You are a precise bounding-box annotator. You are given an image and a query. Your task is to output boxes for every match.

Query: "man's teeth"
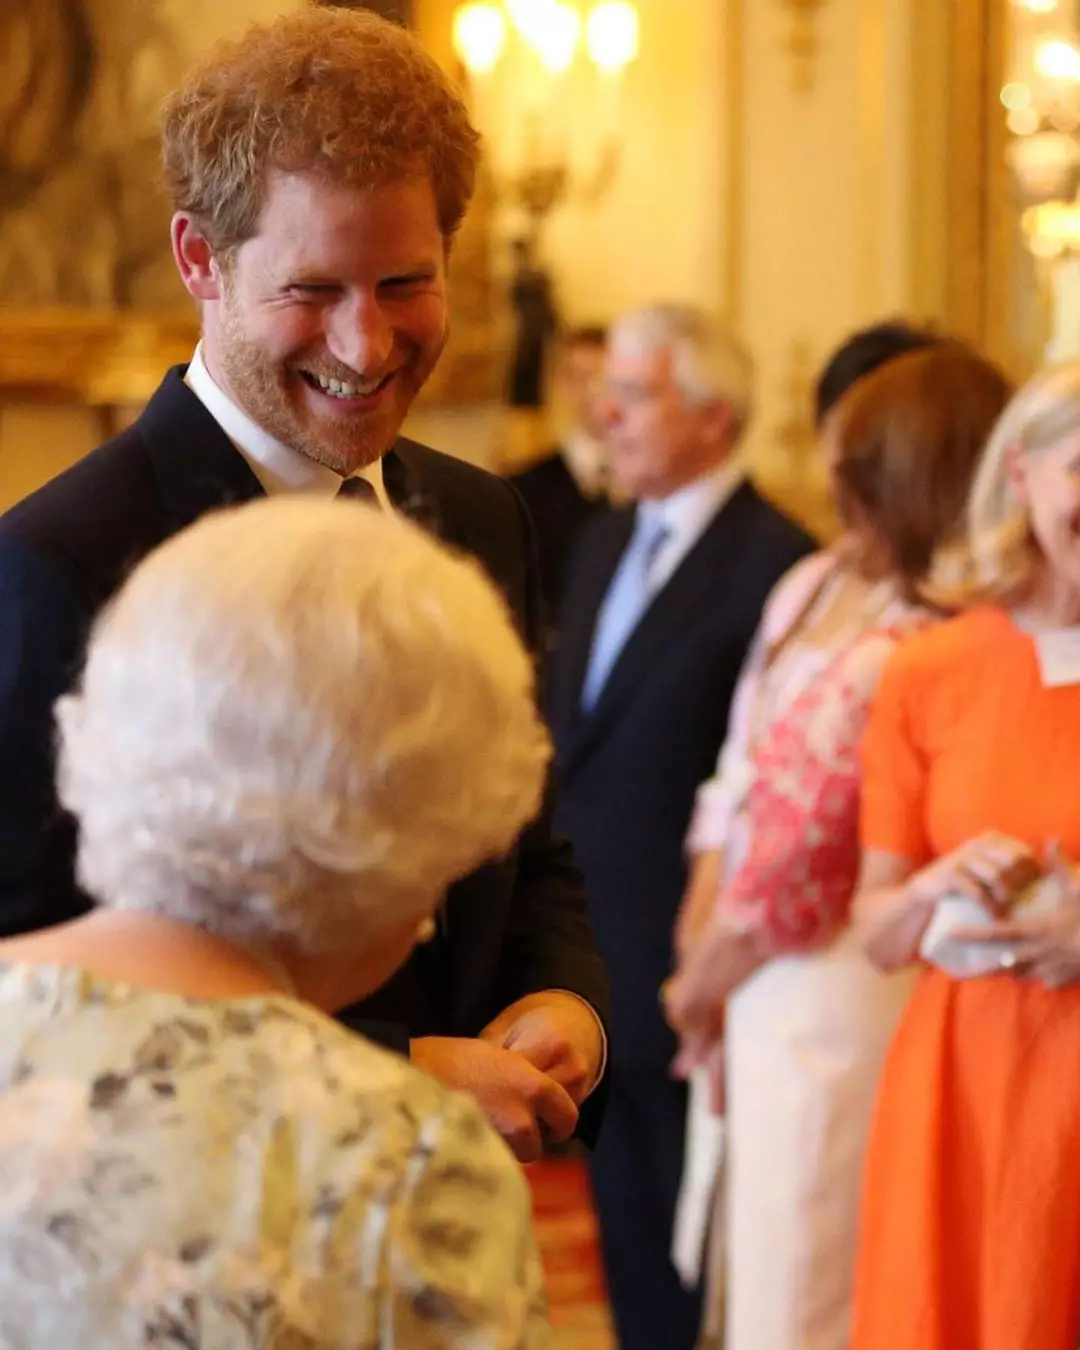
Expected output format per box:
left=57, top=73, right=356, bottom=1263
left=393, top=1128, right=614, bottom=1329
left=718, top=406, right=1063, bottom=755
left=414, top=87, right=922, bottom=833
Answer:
left=312, top=372, right=387, bottom=398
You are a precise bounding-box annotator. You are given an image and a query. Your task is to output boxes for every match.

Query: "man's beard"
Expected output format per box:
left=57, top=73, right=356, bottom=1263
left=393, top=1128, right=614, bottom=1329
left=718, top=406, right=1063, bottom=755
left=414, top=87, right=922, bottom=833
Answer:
left=215, top=306, right=429, bottom=475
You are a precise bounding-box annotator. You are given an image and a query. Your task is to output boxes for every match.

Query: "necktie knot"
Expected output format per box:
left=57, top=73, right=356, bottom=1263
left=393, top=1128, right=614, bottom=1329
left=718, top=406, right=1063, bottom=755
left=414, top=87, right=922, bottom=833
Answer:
left=638, top=512, right=670, bottom=575
left=337, top=476, right=378, bottom=504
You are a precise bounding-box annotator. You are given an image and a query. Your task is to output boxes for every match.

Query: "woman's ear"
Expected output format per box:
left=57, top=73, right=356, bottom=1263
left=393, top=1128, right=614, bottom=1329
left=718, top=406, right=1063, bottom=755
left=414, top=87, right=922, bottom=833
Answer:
left=1003, top=440, right=1029, bottom=505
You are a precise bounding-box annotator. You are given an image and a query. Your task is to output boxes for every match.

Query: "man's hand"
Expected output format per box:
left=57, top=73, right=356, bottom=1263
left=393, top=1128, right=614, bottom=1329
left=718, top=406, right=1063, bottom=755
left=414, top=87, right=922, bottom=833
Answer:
left=411, top=1035, right=578, bottom=1163
left=480, top=991, right=605, bottom=1106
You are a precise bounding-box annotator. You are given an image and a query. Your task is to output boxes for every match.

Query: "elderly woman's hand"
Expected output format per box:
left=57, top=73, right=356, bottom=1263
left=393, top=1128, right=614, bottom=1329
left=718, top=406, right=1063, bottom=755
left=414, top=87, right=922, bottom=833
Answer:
left=950, top=844, right=1080, bottom=988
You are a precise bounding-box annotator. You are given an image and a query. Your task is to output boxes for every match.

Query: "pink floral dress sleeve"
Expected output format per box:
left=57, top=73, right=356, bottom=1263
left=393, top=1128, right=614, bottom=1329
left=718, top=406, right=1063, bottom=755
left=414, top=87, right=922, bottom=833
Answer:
left=720, top=621, right=925, bottom=953
left=686, top=551, right=838, bottom=856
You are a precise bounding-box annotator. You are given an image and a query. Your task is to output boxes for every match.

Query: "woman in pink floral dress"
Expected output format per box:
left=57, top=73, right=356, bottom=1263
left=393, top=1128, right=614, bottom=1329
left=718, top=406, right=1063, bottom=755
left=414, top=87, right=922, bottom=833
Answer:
left=665, top=336, right=1012, bottom=1350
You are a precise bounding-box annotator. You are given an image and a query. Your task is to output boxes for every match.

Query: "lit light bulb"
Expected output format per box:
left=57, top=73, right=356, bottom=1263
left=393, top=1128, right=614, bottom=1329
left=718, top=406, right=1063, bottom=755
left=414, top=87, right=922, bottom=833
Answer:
left=532, top=2, right=582, bottom=74
left=1034, top=38, right=1080, bottom=82
left=1007, top=106, right=1041, bottom=136
left=507, top=0, right=559, bottom=44
left=452, top=3, right=507, bottom=74
left=1001, top=81, right=1032, bottom=111
left=586, top=1, right=640, bottom=72
left=1016, top=0, right=1060, bottom=14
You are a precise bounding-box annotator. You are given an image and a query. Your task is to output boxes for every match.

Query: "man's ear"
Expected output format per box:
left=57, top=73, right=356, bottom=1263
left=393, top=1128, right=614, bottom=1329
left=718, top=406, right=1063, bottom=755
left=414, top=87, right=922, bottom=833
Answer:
left=1004, top=440, right=1029, bottom=505
left=701, top=398, right=736, bottom=450
left=171, top=213, right=224, bottom=301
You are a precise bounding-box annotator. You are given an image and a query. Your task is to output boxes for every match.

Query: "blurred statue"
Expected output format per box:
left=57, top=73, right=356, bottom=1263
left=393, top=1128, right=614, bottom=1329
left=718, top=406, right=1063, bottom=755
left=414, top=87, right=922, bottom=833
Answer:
left=0, top=0, right=94, bottom=216
left=506, top=236, right=559, bottom=409
left=0, top=0, right=188, bottom=309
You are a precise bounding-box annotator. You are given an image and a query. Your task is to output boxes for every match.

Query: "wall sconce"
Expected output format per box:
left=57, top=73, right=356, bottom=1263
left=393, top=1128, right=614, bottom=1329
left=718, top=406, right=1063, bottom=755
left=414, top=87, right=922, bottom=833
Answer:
left=451, top=1, right=640, bottom=232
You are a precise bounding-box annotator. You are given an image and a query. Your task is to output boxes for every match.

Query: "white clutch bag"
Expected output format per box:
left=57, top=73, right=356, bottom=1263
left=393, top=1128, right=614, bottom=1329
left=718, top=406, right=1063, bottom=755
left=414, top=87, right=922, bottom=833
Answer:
left=919, top=876, right=1060, bottom=979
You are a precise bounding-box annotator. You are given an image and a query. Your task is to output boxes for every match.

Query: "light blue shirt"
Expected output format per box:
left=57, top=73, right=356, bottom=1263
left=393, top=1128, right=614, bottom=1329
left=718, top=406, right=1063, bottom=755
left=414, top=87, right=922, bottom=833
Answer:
left=581, top=461, right=745, bottom=711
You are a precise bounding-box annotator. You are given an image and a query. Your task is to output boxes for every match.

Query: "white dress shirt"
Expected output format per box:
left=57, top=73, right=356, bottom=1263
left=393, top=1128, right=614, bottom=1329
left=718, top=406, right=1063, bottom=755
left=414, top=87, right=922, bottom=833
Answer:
left=185, top=343, right=392, bottom=510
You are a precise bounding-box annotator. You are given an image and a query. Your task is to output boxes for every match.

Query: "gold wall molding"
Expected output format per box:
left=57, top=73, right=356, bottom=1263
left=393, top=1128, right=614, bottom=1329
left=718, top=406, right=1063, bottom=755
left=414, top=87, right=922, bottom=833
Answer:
left=0, top=310, right=198, bottom=408
left=944, top=0, right=1020, bottom=373
left=723, top=0, right=746, bottom=325
left=780, top=0, right=827, bottom=94
left=765, top=336, right=839, bottom=542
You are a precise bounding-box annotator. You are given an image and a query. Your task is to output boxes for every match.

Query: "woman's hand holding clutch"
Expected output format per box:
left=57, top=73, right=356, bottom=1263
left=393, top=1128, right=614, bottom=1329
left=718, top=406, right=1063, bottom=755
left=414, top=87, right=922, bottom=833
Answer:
left=946, top=842, right=1080, bottom=987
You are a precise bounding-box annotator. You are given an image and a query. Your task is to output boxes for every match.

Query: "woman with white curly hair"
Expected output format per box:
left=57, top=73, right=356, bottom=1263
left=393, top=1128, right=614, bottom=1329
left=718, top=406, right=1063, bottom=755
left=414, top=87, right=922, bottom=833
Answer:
left=0, top=497, right=555, bottom=1348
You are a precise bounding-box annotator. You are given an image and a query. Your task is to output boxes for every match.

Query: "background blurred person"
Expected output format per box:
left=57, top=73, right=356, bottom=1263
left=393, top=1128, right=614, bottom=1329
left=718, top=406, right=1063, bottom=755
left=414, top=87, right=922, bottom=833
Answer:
left=666, top=335, right=1011, bottom=1350
left=0, top=7, right=610, bottom=1159
left=509, top=324, right=610, bottom=630
left=0, top=497, right=557, bottom=1347
left=850, top=359, right=1080, bottom=1350
left=548, top=304, right=813, bottom=1350
left=672, top=319, right=940, bottom=958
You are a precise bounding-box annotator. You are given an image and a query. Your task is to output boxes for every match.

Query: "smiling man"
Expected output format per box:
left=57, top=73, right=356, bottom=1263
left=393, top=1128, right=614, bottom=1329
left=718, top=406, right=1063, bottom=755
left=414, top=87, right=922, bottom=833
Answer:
left=0, top=8, right=610, bottom=1162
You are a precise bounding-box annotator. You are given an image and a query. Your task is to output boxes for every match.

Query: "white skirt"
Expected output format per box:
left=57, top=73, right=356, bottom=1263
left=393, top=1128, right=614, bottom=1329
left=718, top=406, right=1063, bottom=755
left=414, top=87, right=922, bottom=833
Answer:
left=680, top=928, right=916, bottom=1350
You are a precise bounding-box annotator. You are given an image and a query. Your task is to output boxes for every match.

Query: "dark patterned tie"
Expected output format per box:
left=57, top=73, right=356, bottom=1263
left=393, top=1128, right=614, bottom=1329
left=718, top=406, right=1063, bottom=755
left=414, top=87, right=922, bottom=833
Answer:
left=336, top=476, right=378, bottom=505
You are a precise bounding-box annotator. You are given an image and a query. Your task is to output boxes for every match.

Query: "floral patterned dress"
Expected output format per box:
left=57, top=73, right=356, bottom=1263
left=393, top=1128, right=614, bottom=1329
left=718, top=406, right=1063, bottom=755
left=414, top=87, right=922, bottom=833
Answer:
left=682, top=548, right=927, bottom=1350
left=0, top=960, right=550, bottom=1349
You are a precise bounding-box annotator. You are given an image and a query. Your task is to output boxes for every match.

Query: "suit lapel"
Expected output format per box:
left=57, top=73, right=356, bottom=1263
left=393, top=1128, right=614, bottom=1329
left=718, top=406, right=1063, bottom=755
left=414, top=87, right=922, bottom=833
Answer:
left=382, top=437, right=516, bottom=1032
left=382, top=438, right=442, bottom=535
left=549, top=507, right=635, bottom=742
left=138, top=367, right=265, bottom=532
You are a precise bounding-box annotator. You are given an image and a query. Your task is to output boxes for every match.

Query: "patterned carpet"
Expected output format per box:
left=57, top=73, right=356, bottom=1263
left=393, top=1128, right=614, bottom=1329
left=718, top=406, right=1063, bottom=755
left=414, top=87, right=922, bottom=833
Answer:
left=527, top=1157, right=615, bottom=1350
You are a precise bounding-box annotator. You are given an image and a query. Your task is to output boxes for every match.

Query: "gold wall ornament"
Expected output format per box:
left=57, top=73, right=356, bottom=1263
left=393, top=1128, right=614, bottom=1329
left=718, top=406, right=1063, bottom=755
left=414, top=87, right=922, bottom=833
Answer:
left=780, top=0, right=827, bottom=94
left=760, top=338, right=840, bottom=543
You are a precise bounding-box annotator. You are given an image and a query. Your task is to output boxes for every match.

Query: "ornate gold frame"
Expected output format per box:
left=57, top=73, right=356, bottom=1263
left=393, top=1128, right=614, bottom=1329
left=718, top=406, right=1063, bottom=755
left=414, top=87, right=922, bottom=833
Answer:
left=943, top=0, right=1033, bottom=376
left=0, top=310, right=199, bottom=408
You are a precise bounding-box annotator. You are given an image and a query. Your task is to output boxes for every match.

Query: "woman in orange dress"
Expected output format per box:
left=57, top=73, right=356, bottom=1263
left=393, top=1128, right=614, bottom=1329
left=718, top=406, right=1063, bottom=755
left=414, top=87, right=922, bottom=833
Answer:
left=851, top=360, right=1080, bottom=1350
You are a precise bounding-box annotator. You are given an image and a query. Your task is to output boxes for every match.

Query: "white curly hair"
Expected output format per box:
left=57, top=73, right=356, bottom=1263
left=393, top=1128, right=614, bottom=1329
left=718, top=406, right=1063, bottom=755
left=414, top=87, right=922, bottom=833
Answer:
left=56, top=496, right=550, bottom=954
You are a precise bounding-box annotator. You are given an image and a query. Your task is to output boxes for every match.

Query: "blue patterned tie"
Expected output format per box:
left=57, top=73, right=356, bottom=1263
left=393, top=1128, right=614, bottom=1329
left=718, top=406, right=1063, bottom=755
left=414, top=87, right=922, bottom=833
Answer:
left=580, top=511, right=670, bottom=711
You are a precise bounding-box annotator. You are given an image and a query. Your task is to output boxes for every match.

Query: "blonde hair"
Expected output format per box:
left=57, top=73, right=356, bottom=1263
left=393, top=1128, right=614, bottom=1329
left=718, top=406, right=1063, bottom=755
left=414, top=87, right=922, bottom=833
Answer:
left=950, top=360, right=1080, bottom=604
left=161, top=9, right=481, bottom=252
left=609, top=305, right=755, bottom=441
left=57, top=498, right=550, bottom=955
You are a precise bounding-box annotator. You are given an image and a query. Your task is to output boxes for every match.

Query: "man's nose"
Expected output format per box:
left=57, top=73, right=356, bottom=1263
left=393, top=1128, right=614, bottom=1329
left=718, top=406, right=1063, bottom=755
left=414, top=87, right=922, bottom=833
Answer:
left=327, top=294, right=394, bottom=373
left=595, top=392, right=622, bottom=431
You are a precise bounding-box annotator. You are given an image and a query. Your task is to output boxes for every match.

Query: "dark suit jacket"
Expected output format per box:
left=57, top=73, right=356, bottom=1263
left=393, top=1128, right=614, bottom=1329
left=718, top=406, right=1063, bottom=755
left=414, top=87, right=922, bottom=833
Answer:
left=0, top=368, right=611, bottom=1137
left=549, top=480, right=813, bottom=1068
left=508, top=451, right=606, bottom=623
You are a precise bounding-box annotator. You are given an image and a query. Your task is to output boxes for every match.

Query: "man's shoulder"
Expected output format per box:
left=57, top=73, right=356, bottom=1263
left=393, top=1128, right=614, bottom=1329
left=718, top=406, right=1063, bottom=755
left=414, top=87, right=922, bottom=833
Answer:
left=395, top=437, right=520, bottom=506
left=391, top=437, right=527, bottom=557
left=508, top=449, right=569, bottom=490
left=0, top=421, right=162, bottom=596
left=728, top=478, right=817, bottom=558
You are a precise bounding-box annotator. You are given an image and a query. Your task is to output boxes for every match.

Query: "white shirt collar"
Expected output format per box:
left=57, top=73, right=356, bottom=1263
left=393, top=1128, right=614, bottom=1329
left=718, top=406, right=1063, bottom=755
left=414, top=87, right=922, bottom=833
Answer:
left=562, top=428, right=608, bottom=498
left=185, top=343, right=390, bottom=508
left=640, top=457, right=744, bottom=539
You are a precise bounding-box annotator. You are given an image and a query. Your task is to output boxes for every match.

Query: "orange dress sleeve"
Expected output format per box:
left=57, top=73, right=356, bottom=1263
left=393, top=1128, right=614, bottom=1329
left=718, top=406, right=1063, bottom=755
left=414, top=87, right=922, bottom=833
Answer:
left=859, top=641, right=932, bottom=864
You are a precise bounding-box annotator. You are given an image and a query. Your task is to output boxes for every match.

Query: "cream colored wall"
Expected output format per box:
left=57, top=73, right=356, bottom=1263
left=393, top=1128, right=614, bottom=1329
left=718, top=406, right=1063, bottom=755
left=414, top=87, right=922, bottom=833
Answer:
left=731, top=0, right=952, bottom=538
